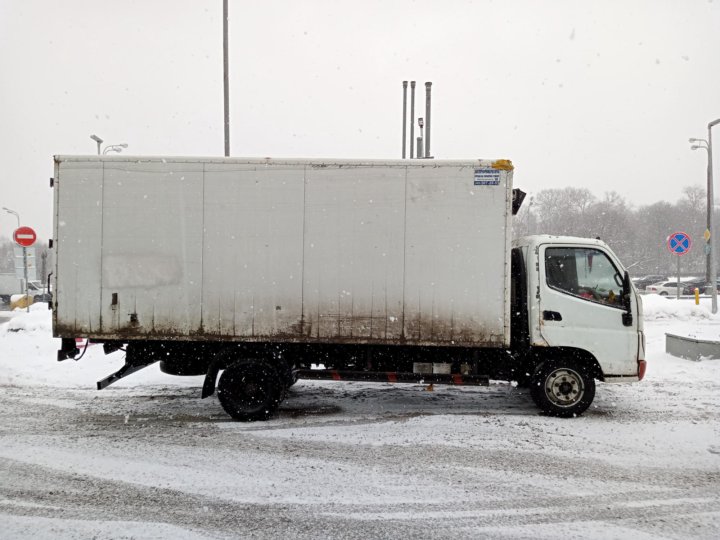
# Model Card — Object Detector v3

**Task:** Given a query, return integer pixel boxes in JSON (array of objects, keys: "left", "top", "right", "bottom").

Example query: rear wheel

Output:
[
  {"left": 530, "top": 360, "right": 595, "bottom": 417},
  {"left": 217, "top": 359, "right": 282, "bottom": 421}
]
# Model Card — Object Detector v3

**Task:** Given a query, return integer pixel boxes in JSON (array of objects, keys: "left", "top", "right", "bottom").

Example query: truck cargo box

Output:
[{"left": 53, "top": 156, "right": 513, "bottom": 348}]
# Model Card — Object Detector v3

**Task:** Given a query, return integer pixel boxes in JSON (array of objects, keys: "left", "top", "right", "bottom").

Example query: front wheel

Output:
[
  {"left": 530, "top": 361, "right": 595, "bottom": 417},
  {"left": 217, "top": 359, "right": 283, "bottom": 421}
]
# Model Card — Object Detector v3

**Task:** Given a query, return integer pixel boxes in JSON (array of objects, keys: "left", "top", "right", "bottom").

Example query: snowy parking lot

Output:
[{"left": 1, "top": 297, "right": 719, "bottom": 539}]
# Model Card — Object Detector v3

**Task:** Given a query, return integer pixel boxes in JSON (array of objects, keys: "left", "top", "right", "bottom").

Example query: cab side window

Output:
[{"left": 545, "top": 247, "right": 623, "bottom": 307}]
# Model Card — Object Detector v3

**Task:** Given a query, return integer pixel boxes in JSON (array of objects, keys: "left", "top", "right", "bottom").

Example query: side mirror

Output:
[{"left": 622, "top": 270, "right": 633, "bottom": 327}]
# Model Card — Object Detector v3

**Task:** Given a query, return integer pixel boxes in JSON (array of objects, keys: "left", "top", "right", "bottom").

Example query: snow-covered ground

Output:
[{"left": 1, "top": 298, "right": 719, "bottom": 539}]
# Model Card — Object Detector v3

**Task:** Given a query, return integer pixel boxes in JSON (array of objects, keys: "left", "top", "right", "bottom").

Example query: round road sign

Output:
[
  {"left": 667, "top": 231, "right": 691, "bottom": 256},
  {"left": 13, "top": 226, "right": 37, "bottom": 247}
]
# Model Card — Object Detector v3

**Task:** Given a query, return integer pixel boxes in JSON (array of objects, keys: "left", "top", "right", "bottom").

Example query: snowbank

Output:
[
  {"left": 640, "top": 294, "right": 719, "bottom": 322},
  {"left": 1, "top": 302, "right": 53, "bottom": 333},
  {"left": 0, "top": 306, "right": 202, "bottom": 389}
]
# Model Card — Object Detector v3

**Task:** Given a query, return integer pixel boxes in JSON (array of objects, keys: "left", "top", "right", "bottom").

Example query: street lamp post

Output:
[
  {"left": 2, "top": 206, "right": 20, "bottom": 228},
  {"left": 690, "top": 117, "right": 720, "bottom": 314},
  {"left": 90, "top": 134, "right": 104, "bottom": 155},
  {"left": 102, "top": 143, "right": 128, "bottom": 154},
  {"left": 223, "top": 0, "right": 230, "bottom": 157},
  {"left": 689, "top": 139, "right": 711, "bottom": 282}
]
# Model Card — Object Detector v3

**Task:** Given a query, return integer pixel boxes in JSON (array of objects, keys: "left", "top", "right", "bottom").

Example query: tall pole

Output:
[
  {"left": 223, "top": 0, "right": 230, "bottom": 157},
  {"left": 410, "top": 81, "right": 416, "bottom": 159},
  {"left": 402, "top": 81, "right": 408, "bottom": 158},
  {"left": 708, "top": 119, "right": 720, "bottom": 313},
  {"left": 424, "top": 82, "right": 432, "bottom": 158},
  {"left": 707, "top": 152, "right": 712, "bottom": 286}
]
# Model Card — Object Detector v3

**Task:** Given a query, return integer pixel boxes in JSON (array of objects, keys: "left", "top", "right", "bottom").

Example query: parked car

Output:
[
  {"left": 632, "top": 275, "right": 668, "bottom": 291},
  {"left": 27, "top": 281, "right": 52, "bottom": 303},
  {"left": 704, "top": 279, "right": 720, "bottom": 294},
  {"left": 646, "top": 281, "right": 681, "bottom": 296},
  {"left": 681, "top": 278, "right": 708, "bottom": 295},
  {"left": 646, "top": 279, "right": 708, "bottom": 296}
]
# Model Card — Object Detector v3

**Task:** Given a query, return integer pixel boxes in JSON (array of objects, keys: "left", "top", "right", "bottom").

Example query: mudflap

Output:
[{"left": 201, "top": 357, "right": 224, "bottom": 399}]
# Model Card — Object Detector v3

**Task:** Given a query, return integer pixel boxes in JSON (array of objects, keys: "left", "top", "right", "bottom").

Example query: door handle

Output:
[{"left": 543, "top": 310, "right": 562, "bottom": 321}]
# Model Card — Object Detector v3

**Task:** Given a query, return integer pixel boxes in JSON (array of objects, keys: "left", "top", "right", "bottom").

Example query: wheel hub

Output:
[
  {"left": 229, "top": 376, "right": 270, "bottom": 410},
  {"left": 545, "top": 368, "right": 584, "bottom": 407}
]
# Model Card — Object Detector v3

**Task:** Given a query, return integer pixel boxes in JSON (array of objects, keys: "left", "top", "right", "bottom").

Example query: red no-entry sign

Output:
[{"left": 13, "top": 226, "right": 37, "bottom": 247}]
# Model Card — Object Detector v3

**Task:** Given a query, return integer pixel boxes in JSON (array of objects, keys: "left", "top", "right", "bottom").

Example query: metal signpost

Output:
[
  {"left": 667, "top": 232, "right": 692, "bottom": 300},
  {"left": 13, "top": 245, "right": 36, "bottom": 279},
  {"left": 13, "top": 226, "right": 37, "bottom": 312}
]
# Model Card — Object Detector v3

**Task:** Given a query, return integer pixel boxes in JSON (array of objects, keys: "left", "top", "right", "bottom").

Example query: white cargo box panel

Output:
[{"left": 53, "top": 156, "right": 513, "bottom": 347}]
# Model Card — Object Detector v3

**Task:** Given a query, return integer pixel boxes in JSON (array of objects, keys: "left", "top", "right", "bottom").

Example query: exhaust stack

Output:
[
  {"left": 425, "top": 82, "right": 432, "bottom": 159},
  {"left": 410, "top": 81, "right": 416, "bottom": 158},
  {"left": 401, "top": 80, "right": 432, "bottom": 159},
  {"left": 402, "top": 81, "right": 408, "bottom": 159}
]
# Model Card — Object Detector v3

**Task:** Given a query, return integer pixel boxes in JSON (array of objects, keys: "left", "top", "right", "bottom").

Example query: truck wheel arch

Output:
[{"left": 528, "top": 346, "right": 604, "bottom": 382}]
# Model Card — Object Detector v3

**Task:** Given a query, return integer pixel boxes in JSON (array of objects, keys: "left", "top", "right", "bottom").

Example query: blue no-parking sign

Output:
[{"left": 667, "top": 232, "right": 692, "bottom": 256}]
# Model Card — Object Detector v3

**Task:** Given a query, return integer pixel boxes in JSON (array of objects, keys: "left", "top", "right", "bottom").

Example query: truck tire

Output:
[
  {"left": 217, "top": 359, "right": 282, "bottom": 421},
  {"left": 529, "top": 360, "right": 595, "bottom": 418}
]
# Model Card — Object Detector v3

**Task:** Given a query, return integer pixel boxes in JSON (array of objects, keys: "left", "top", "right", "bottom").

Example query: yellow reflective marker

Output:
[{"left": 491, "top": 159, "right": 514, "bottom": 171}]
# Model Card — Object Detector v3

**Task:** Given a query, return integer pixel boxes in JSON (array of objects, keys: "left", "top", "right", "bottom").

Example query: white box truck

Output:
[{"left": 52, "top": 156, "right": 645, "bottom": 420}]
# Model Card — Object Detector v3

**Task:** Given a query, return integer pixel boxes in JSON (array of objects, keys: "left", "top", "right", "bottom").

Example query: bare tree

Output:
[
  {"left": 516, "top": 185, "right": 709, "bottom": 277},
  {"left": 681, "top": 185, "right": 705, "bottom": 213}
]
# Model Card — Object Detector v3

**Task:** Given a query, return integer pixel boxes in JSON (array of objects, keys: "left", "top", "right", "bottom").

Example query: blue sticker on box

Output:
[{"left": 474, "top": 168, "right": 500, "bottom": 186}]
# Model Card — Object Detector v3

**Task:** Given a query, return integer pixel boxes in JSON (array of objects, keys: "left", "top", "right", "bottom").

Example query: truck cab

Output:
[{"left": 511, "top": 235, "right": 646, "bottom": 415}]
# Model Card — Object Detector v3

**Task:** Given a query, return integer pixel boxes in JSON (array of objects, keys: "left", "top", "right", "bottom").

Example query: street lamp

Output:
[
  {"left": 223, "top": 0, "right": 230, "bottom": 157},
  {"left": 90, "top": 134, "right": 104, "bottom": 155},
  {"left": 102, "top": 143, "right": 128, "bottom": 154},
  {"left": 2, "top": 206, "right": 20, "bottom": 228},
  {"left": 690, "top": 137, "right": 710, "bottom": 286},
  {"left": 690, "top": 116, "right": 720, "bottom": 314}
]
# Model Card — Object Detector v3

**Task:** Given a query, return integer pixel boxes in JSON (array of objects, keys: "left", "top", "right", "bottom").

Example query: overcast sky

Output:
[{"left": 1, "top": 0, "right": 719, "bottom": 240}]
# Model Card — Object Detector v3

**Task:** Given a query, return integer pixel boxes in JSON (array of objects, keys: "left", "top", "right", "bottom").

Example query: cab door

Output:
[{"left": 538, "top": 244, "right": 637, "bottom": 376}]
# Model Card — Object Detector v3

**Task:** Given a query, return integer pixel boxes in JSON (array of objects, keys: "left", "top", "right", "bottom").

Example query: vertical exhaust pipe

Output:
[
  {"left": 417, "top": 117, "right": 424, "bottom": 158},
  {"left": 402, "top": 81, "right": 408, "bottom": 159},
  {"left": 425, "top": 82, "right": 432, "bottom": 159},
  {"left": 410, "top": 81, "right": 416, "bottom": 158}
]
